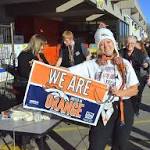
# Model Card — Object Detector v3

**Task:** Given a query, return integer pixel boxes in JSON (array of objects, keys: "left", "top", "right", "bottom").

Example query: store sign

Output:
[
  {"left": 96, "top": 0, "right": 105, "bottom": 10},
  {"left": 23, "top": 61, "right": 108, "bottom": 126}
]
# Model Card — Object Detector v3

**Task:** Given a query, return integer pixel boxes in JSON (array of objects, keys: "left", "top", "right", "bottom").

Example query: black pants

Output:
[
  {"left": 132, "top": 75, "right": 147, "bottom": 115},
  {"left": 88, "top": 100, "right": 134, "bottom": 150}
]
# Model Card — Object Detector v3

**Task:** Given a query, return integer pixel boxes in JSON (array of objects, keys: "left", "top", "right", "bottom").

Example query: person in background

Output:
[
  {"left": 56, "top": 30, "right": 89, "bottom": 67},
  {"left": 98, "top": 21, "right": 109, "bottom": 28},
  {"left": 18, "top": 34, "right": 48, "bottom": 79},
  {"left": 119, "top": 36, "right": 149, "bottom": 116},
  {"left": 69, "top": 28, "right": 139, "bottom": 150},
  {"left": 16, "top": 34, "right": 48, "bottom": 102},
  {"left": 145, "top": 40, "right": 150, "bottom": 57},
  {"left": 9, "top": 34, "right": 49, "bottom": 148},
  {"left": 136, "top": 40, "right": 150, "bottom": 64},
  {"left": 135, "top": 40, "right": 150, "bottom": 100}
]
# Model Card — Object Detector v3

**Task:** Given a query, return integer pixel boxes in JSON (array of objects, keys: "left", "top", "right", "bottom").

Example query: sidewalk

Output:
[{"left": 130, "top": 86, "right": 150, "bottom": 150}]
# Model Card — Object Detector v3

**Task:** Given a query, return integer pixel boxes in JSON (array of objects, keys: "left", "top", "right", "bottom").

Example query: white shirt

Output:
[
  {"left": 69, "top": 59, "right": 138, "bottom": 100},
  {"left": 69, "top": 58, "right": 139, "bottom": 125}
]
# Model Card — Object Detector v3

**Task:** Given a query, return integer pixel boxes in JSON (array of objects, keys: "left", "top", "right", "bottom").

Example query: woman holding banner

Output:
[{"left": 69, "top": 28, "right": 139, "bottom": 150}]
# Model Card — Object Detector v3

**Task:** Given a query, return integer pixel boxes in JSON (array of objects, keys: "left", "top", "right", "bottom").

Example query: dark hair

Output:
[{"left": 136, "top": 40, "right": 148, "bottom": 55}]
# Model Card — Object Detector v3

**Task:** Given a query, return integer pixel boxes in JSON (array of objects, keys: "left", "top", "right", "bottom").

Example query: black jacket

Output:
[
  {"left": 60, "top": 40, "right": 86, "bottom": 67},
  {"left": 18, "top": 50, "right": 48, "bottom": 80},
  {"left": 119, "top": 47, "right": 147, "bottom": 79}
]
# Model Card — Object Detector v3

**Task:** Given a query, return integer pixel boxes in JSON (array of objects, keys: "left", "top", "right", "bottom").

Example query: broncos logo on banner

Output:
[{"left": 45, "top": 88, "right": 69, "bottom": 102}]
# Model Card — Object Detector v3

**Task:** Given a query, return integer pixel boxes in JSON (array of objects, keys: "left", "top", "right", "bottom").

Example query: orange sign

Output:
[{"left": 30, "top": 61, "right": 108, "bottom": 102}]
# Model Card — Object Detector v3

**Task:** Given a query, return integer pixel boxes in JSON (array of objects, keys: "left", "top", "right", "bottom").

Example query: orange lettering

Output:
[
  {"left": 45, "top": 94, "right": 53, "bottom": 109},
  {"left": 45, "top": 94, "right": 59, "bottom": 110},
  {"left": 63, "top": 101, "right": 73, "bottom": 114},
  {"left": 52, "top": 97, "right": 60, "bottom": 111},
  {"left": 75, "top": 103, "right": 85, "bottom": 118},
  {"left": 69, "top": 103, "right": 77, "bottom": 117},
  {"left": 57, "top": 98, "right": 65, "bottom": 112},
  {"left": 69, "top": 102, "right": 84, "bottom": 118},
  {"left": 45, "top": 94, "right": 84, "bottom": 118}
]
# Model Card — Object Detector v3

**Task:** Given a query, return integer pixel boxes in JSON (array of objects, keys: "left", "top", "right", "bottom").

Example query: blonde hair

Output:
[
  {"left": 62, "top": 30, "right": 74, "bottom": 39},
  {"left": 24, "top": 34, "right": 47, "bottom": 53}
]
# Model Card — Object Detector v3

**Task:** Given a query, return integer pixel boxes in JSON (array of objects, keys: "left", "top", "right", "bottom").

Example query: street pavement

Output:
[{"left": 129, "top": 86, "right": 150, "bottom": 150}]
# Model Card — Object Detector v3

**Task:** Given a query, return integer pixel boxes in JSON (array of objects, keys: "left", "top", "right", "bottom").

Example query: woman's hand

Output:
[
  {"left": 29, "top": 59, "right": 34, "bottom": 66},
  {"left": 110, "top": 85, "right": 138, "bottom": 97},
  {"left": 110, "top": 87, "right": 122, "bottom": 97},
  {"left": 143, "top": 62, "right": 149, "bottom": 69}
]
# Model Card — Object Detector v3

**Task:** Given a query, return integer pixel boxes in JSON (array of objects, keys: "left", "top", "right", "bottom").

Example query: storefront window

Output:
[{"left": 118, "top": 21, "right": 129, "bottom": 48}]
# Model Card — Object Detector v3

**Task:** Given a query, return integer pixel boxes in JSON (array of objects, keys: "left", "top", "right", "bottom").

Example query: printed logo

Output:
[
  {"left": 29, "top": 100, "right": 39, "bottom": 105},
  {"left": 85, "top": 111, "right": 94, "bottom": 120}
]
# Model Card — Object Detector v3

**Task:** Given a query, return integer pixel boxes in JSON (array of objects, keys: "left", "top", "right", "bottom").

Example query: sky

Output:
[{"left": 138, "top": 0, "right": 150, "bottom": 24}]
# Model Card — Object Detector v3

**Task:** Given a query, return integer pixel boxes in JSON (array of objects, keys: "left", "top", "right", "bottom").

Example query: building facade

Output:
[{"left": 0, "top": 0, "right": 147, "bottom": 47}]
